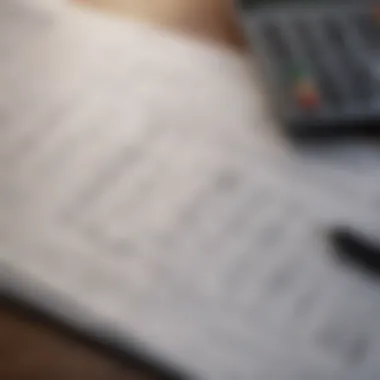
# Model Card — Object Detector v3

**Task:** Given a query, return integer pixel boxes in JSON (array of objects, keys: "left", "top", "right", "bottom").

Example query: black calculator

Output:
[{"left": 238, "top": 1, "right": 380, "bottom": 138}]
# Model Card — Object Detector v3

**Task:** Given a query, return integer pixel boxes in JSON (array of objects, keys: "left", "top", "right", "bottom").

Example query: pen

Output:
[{"left": 330, "top": 228, "right": 380, "bottom": 276}]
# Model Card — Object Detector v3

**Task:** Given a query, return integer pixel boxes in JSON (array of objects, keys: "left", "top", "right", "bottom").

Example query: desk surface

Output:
[
  {"left": 0, "top": 1, "right": 243, "bottom": 379},
  {"left": 83, "top": 0, "right": 245, "bottom": 48}
]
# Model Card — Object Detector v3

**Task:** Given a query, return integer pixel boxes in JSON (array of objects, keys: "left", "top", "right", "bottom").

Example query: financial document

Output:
[{"left": 1, "top": 1, "right": 380, "bottom": 380}]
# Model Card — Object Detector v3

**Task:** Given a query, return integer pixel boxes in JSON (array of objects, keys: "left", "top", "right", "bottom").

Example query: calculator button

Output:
[
  {"left": 326, "top": 21, "right": 346, "bottom": 47},
  {"left": 356, "top": 13, "right": 380, "bottom": 50},
  {"left": 319, "top": 80, "right": 342, "bottom": 106},
  {"left": 262, "top": 23, "right": 291, "bottom": 61},
  {"left": 325, "top": 20, "right": 373, "bottom": 101},
  {"left": 351, "top": 67, "right": 373, "bottom": 101},
  {"left": 291, "top": 67, "right": 311, "bottom": 81},
  {"left": 295, "top": 81, "right": 321, "bottom": 109},
  {"left": 295, "top": 21, "right": 342, "bottom": 107}
]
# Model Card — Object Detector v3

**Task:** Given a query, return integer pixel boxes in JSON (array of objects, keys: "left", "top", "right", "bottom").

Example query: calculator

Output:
[{"left": 238, "top": 1, "right": 380, "bottom": 138}]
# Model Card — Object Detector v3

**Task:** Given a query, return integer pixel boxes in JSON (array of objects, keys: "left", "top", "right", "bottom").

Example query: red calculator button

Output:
[{"left": 295, "top": 81, "right": 321, "bottom": 109}]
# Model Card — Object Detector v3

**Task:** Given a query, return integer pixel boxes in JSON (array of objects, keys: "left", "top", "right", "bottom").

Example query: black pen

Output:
[{"left": 330, "top": 228, "right": 380, "bottom": 276}]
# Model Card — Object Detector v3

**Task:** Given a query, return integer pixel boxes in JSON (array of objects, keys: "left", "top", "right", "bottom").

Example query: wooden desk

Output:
[
  {"left": 0, "top": 1, "right": 244, "bottom": 379},
  {"left": 0, "top": 302, "right": 164, "bottom": 380},
  {"left": 81, "top": 0, "right": 245, "bottom": 49}
]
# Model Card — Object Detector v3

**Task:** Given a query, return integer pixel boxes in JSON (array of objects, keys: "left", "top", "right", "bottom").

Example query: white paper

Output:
[{"left": 1, "top": 2, "right": 380, "bottom": 380}]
